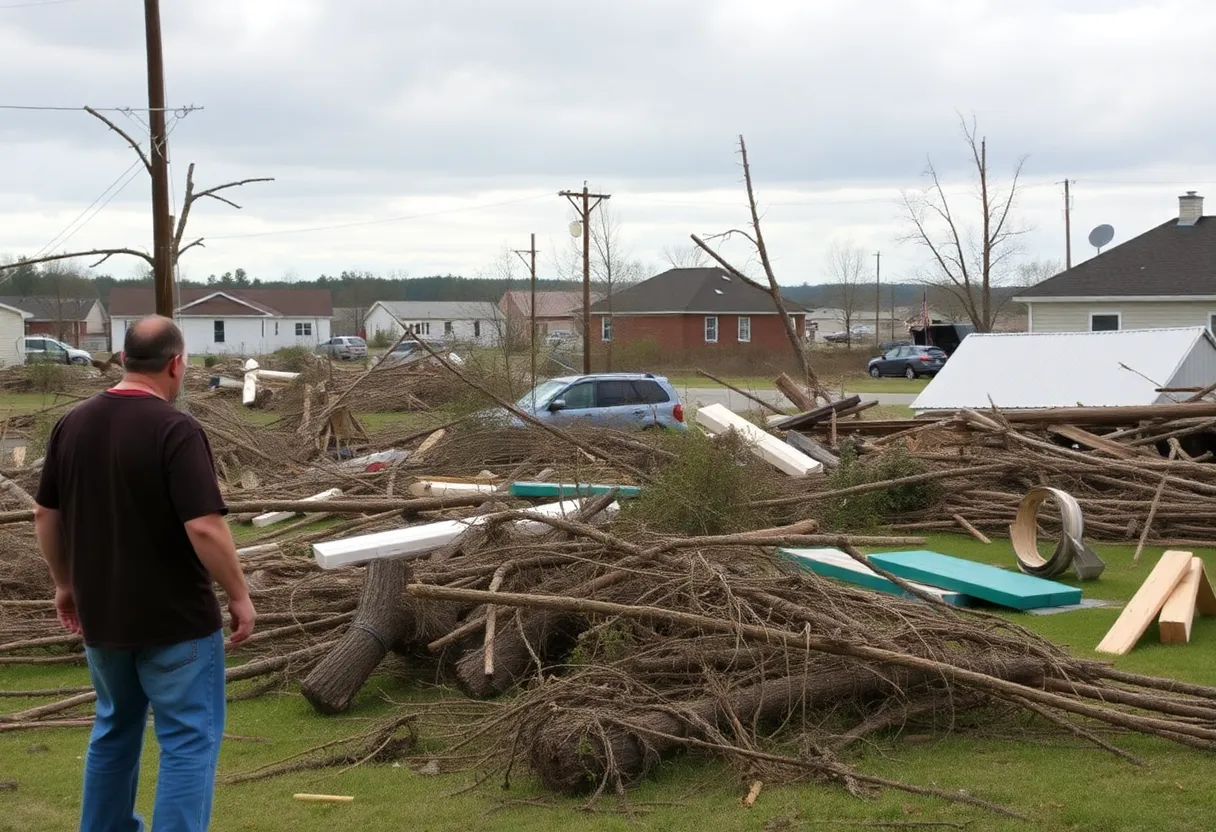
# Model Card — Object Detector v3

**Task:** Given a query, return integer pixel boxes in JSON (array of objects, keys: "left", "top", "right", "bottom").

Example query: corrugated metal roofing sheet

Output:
[{"left": 910, "top": 327, "right": 1216, "bottom": 411}]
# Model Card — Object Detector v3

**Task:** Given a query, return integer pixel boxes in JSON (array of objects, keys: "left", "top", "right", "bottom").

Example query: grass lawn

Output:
[
  {"left": 0, "top": 391, "right": 84, "bottom": 417},
  {"left": 5, "top": 535, "right": 1216, "bottom": 830},
  {"left": 843, "top": 375, "right": 930, "bottom": 394}
]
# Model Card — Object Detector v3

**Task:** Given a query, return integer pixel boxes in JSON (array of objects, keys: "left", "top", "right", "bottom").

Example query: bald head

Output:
[{"left": 123, "top": 315, "right": 185, "bottom": 375}]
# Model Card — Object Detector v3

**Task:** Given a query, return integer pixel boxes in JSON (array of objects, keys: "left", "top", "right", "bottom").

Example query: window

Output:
[
  {"left": 444, "top": 321, "right": 454, "bottom": 337},
  {"left": 274, "top": 322, "right": 279, "bottom": 336},
  {"left": 601, "top": 316, "right": 613, "bottom": 342},
  {"left": 704, "top": 316, "right": 718, "bottom": 343},
  {"left": 473, "top": 320, "right": 481, "bottom": 338},
  {"left": 596, "top": 380, "right": 635, "bottom": 407},
  {"left": 407, "top": 322, "right": 431, "bottom": 336},
  {"left": 633, "top": 380, "right": 669, "bottom": 404},
  {"left": 1209, "top": 313, "right": 1216, "bottom": 336},
  {"left": 561, "top": 382, "right": 594, "bottom": 409},
  {"left": 884, "top": 347, "right": 902, "bottom": 360},
  {"left": 737, "top": 316, "right": 751, "bottom": 343},
  {"left": 1090, "top": 312, "right": 1120, "bottom": 332},
  {"left": 295, "top": 322, "right": 312, "bottom": 337},
  {"left": 214, "top": 320, "right": 225, "bottom": 344}
]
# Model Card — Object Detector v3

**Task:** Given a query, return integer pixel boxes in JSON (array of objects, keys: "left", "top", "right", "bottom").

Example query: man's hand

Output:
[
  {"left": 227, "top": 595, "right": 256, "bottom": 646},
  {"left": 54, "top": 585, "right": 81, "bottom": 635}
]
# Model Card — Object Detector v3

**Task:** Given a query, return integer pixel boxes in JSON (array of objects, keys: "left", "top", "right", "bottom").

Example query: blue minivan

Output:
[{"left": 502, "top": 373, "right": 686, "bottom": 431}]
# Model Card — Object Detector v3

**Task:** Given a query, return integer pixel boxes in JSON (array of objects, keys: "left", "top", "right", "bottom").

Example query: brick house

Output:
[
  {"left": 589, "top": 267, "right": 807, "bottom": 357},
  {"left": 498, "top": 290, "right": 601, "bottom": 338}
]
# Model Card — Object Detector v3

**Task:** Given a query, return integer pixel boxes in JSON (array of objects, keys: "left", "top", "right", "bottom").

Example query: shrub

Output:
[
  {"left": 28, "top": 362, "right": 70, "bottom": 394},
  {"left": 203, "top": 355, "right": 220, "bottom": 368},
  {"left": 818, "top": 442, "right": 939, "bottom": 531},
  {"left": 368, "top": 329, "right": 394, "bottom": 349},
  {"left": 272, "top": 345, "right": 312, "bottom": 373}
]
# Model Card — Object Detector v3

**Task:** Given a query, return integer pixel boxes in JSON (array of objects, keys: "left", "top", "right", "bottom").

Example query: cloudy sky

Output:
[{"left": 1, "top": 0, "right": 1213, "bottom": 287}]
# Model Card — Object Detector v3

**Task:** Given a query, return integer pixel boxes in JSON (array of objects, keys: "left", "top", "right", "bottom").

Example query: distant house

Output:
[
  {"left": 0, "top": 296, "right": 108, "bottom": 350},
  {"left": 1017, "top": 191, "right": 1216, "bottom": 334},
  {"left": 498, "top": 290, "right": 595, "bottom": 337},
  {"left": 108, "top": 287, "right": 333, "bottom": 355},
  {"left": 363, "top": 301, "right": 503, "bottom": 345},
  {"left": 0, "top": 302, "right": 32, "bottom": 367},
  {"left": 588, "top": 267, "right": 808, "bottom": 353}
]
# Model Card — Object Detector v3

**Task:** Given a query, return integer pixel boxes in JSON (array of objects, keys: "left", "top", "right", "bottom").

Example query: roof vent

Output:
[
  {"left": 1179, "top": 191, "right": 1203, "bottom": 227},
  {"left": 713, "top": 288, "right": 724, "bottom": 295},
  {"left": 720, "top": 274, "right": 731, "bottom": 282}
]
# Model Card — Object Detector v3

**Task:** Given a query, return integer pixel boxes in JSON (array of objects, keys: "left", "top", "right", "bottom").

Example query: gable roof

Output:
[
  {"left": 588, "top": 267, "right": 810, "bottom": 315},
  {"left": 0, "top": 296, "right": 100, "bottom": 322},
  {"left": 500, "top": 290, "right": 590, "bottom": 318},
  {"left": 370, "top": 300, "right": 502, "bottom": 321},
  {"left": 1017, "top": 216, "right": 1216, "bottom": 300},
  {"left": 911, "top": 327, "right": 1216, "bottom": 410},
  {"left": 108, "top": 286, "right": 333, "bottom": 318}
]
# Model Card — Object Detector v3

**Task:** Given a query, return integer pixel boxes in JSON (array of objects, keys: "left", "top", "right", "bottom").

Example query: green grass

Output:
[
  {"left": 6, "top": 535, "right": 1216, "bottom": 830},
  {"left": 844, "top": 375, "right": 930, "bottom": 393},
  {"left": 0, "top": 391, "right": 82, "bottom": 417}
]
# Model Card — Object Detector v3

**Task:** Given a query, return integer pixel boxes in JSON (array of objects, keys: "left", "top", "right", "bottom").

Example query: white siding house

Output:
[
  {"left": 108, "top": 287, "right": 333, "bottom": 356},
  {"left": 0, "top": 303, "right": 31, "bottom": 367},
  {"left": 364, "top": 301, "right": 503, "bottom": 346}
]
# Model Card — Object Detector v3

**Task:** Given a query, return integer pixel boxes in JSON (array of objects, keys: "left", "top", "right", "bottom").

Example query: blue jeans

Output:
[{"left": 81, "top": 630, "right": 225, "bottom": 832}]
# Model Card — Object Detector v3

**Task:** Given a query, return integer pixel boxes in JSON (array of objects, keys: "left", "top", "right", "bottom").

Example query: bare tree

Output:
[
  {"left": 823, "top": 240, "right": 868, "bottom": 347},
  {"left": 900, "top": 115, "right": 1027, "bottom": 332},
  {"left": 661, "top": 243, "right": 710, "bottom": 269},
  {"left": 1016, "top": 258, "right": 1063, "bottom": 289},
  {"left": 0, "top": 107, "right": 272, "bottom": 278},
  {"left": 43, "top": 262, "right": 90, "bottom": 345},
  {"left": 691, "top": 135, "right": 824, "bottom": 400}
]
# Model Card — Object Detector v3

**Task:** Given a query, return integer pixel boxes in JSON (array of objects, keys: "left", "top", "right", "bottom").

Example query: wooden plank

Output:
[
  {"left": 1095, "top": 550, "right": 1193, "bottom": 655},
  {"left": 508, "top": 481, "right": 642, "bottom": 499},
  {"left": 411, "top": 428, "right": 446, "bottom": 461},
  {"left": 1159, "top": 557, "right": 1204, "bottom": 644},
  {"left": 406, "top": 481, "right": 497, "bottom": 498},
  {"left": 869, "top": 550, "right": 1082, "bottom": 610},
  {"left": 252, "top": 488, "right": 342, "bottom": 527},
  {"left": 774, "top": 373, "right": 816, "bottom": 411},
  {"left": 241, "top": 370, "right": 258, "bottom": 406},
  {"left": 312, "top": 498, "right": 620, "bottom": 570},
  {"left": 952, "top": 513, "right": 991, "bottom": 545},
  {"left": 694, "top": 404, "right": 822, "bottom": 478},
  {"left": 784, "top": 432, "right": 840, "bottom": 469},
  {"left": 773, "top": 396, "right": 862, "bottom": 431},
  {"left": 780, "top": 548, "right": 971, "bottom": 606},
  {"left": 1048, "top": 424, "right": 1139, "bottom": 459},
  {"left": 1195, "top": 559, "right": 1216, "bottom": 616}
]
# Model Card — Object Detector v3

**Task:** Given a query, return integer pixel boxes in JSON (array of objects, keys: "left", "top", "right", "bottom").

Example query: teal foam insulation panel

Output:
[{"left": 868, "top": 550, "right": 1082, "bottom": 610}]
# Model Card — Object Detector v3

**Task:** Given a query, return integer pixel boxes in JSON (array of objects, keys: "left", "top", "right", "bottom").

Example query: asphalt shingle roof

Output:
[
  {"left": 588, "top": 267, "right": 809, "bottom": 315},
  {"left": 0, "top": 296, "right": 100, "bottom": 321},
  {"left": 1019, "top": 216, "right": 1216, "bottom": 298}
]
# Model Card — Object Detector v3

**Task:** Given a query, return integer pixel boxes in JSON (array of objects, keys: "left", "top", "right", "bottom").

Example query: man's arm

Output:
[
  {"left": 185, "top": 513, "right": 255, "bottom": 643},
  {"left": 33, "top": 502, "right": 80, "bottom": 634}
]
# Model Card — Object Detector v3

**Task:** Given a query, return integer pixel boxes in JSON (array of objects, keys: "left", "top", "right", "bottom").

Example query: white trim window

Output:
[
  {"left": 1208, "top": 312, "right": 1216, "bottom": 336},
  {"left": 1089, "top": 311, "right": 1121, "bottom": 332},
  {"left": 704, "top": 315, "right": 718, "bottom": 343},
  {"left": 737, "top": 316, "right": 751, "bottom": 342},
  {"left": 295, "top": 322, "right": 313, "bottom": 337},
  {"left": 601, "top": 316, "right": 612, "bottom": 342}
]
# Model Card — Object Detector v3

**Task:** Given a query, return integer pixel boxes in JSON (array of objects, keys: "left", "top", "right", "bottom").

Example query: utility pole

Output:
[
  {"left": 144, "top": 0, "right": 174, "bottom": 318},
  {"left": 889, "top": 287, "right": 896, "bottom": 339},
  {"left": 1062, "top": 179, "right": 1073, "bottom": 269},
  {"left": 559, "top": 184, "right": 610, "bottom": 373},
  {"left": 874, "top": 251, "right": 881, "bottom": 348},
  {"left": 512, "top": 234, "right": 539, "bottom": 404}
]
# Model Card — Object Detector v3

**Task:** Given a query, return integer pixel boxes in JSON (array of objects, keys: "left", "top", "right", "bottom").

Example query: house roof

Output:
[
  {"left": 910, "top": 327, "right": 1216, "bottom": 411},
  {"left": 500, "top": 290, "right": 590, "bottom": 318},
  {"left": 588, "top": 267, "right": 810, "bottom": 315},
  {"left": 1017, "top": 216, "right": 1216, "bottom": 300},
  {"left": 370, "top": 301, "right": 503, "bottom": 321},
  {"left": 0, "top": 296, "right": 100, "bottom": 322},
  {"left": 108, "top": 286, "right": 333, "bottom": 318}
]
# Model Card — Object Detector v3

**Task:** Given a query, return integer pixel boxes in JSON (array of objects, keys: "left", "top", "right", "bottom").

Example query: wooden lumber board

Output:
[
  {"left": 785, "top": 432, "right": 840, "bottom": 469},
  {"left": 1197, "top": 559, "right": 1216, "bottom": 615},
  {"left": 312, "top": 498, "right": 620, "bottom": 570},
  {"left": 774, "top": 396, "right": 862, "bottom": 431},
  {"left": 774, "top": 373, "right": 817, "bottom": 411},
  {"left": 1048, "top": 424, "right": 1141, "bottom": 459},
  {"left": 406, "top": 481, "right": 497, "bottom": 498},
  {"left": 1159, "top": 557, "right": 1204, "bottom": 644},
  {"left": 242, "top": 371, "right": 258, "bottom": 406},
  {"left": 780, "top": 548, "right": 972, "bottom": 607},
  {"left": 508, "top": 481, "right": 642, "bottom": 499},
  {"left": 411, "top": 428, "right": 446, "bottom": 460},
  {"left": 1095, "top": 550, "right": 1193, "bottom": 655},
  {"left": 252, "top": 488, "right": 342, "bottom": 527},
  {"left": 695, "top": 404, "right": 822, "bottom": 477},
  {"left": 869, "top": 550, "right": 1082, "bottom": 610}
]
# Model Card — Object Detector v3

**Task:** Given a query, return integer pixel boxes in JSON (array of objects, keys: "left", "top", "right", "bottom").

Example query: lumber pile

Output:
[{"left": 1096, "top": 550, "right": 1216, "bottom": 653}]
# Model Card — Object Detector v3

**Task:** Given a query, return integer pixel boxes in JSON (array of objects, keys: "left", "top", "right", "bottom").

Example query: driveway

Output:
[{"left": 675, "top": 385, "right": 918, "bottom": 411}]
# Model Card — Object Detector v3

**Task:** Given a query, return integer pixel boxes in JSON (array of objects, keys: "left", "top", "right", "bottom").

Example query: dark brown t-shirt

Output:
[{"left": 35, "top": 390, "right": 228, "bottom": 649}]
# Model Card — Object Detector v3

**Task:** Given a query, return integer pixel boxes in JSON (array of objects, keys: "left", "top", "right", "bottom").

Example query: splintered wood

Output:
[
  {"left": 1158, "top": 556, "right": 1216, "bottom": 644},
  {"left": 1096, "top": 551, "right": 1193, "bottom": 654}
]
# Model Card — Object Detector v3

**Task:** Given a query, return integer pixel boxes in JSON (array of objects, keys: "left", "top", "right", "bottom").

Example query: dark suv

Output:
[{"left": 867, "top": 345, "right": 948, "bottom": 379}]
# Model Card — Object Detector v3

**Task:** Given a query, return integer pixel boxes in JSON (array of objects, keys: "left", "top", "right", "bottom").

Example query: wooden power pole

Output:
[
  {"left": 559, "top": 184, "right": 610, "bottom": 373},
  {"left": 144, "top": 0, "right": 174, "bottom": 318},
  {"left": 874, "top": 251, "right": 881, "bottom": 348},
  {"left": 1063, "top": 179, "right": 1073, "bottom": 270},
  {"left": 512, "top": 234, "right": 539, "bottom": 401}
]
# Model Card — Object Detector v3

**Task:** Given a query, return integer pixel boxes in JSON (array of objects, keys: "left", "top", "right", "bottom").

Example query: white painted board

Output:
[
  {"left": 407, "top": 481, "right": 498, "bottom": 498},
  {"left": 313, "top": 498, "right": 620, "bottom": 570},
  {"left": 252, "top": 488, "right": 343, "bottom": 527},
  {"left": 242, "top": 371, "right": 258, "bottom": 406},
  {"left": 695, "top": 403, "right": 821, "bottom": 477}
]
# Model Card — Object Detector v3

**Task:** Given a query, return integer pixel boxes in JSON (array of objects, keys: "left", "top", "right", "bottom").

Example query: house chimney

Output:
[{"left": 1178, "top": 191, "right": 1204, "bottom": 227}]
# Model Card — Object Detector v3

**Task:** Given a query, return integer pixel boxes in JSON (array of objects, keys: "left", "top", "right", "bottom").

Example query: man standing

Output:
[{"left": 33, "top": 315, "right": 256, "bottom": 831}]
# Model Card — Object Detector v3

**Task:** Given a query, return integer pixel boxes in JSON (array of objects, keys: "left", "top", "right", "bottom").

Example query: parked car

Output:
[
  {"left": 373, "top": 338, "right": 449, "bottom": 367},
  {"left": 545, "top": 330, "right": 574, "bottom": 346},
  {"left": 877, "top": 339, "right": 913, "bottom": 353},
  {"left": 25, "top": 336, "right": 91, "bottom": 365},
  {"left": 867, "top": 345, "right": 948, "bottom": 379},
  {"left": 493, "top": 373, "right": 686, "bottom": 431},
  {"left": 823, "top": 325, "right": 875, "bottom": 344},
  {"left": 316, "top": 336, "right": 368, "bottom": 360}
]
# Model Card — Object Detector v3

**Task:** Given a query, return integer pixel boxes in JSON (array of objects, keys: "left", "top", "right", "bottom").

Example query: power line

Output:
[
  {"left": 0, "top": 0, "right": 79, "bottom": 8},
  {"left": 208, "top": 192, "right": 553, "bottom": 240},
  {"left": 0, "top": 104, "right": 201, "bottom": 114},
  {"left": 30, "top": 159, "right": 143, "bottom": 260}
]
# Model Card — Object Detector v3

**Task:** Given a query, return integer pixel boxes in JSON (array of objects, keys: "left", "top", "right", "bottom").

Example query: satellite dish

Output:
[
  {"left": 568, "top": 220, "right": 582, "bottom": 239},
  {"left": 1088, "top": 224, "right": 1115, "bottom": 252}
]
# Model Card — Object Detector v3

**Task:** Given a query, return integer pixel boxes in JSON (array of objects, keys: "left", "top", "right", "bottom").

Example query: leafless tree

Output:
[
  {"left": 43, "top": 263, "right": 90, "bottom": 345},
  {"left": 900, "top": 114, "right": 1027, "bottom": 332},
  {"left": 0, "top": 107, "right": 272, "bottom": 277},
  {"left": 1016, "top": 258, "right": 1063, "bottom": 288},
  {"left": 661, "top": 243, "right": 710, "bottom": 269},
  {"left": 478, "top": 247, "right": 528, "bottom": 382},
  {"left": 823, "top": 240, "right": 868, "bottom": 347},
  {"left": 690, "top": 135, "right": 824, "bottom": 400}
]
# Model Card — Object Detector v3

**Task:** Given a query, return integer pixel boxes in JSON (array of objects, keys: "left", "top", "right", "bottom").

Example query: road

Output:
[{"left": 674, "top": 386, "right": 918, "bottom": 411}]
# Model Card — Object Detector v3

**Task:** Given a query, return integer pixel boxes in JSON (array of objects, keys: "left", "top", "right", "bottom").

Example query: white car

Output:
[{"left": 25, "top": 336, "right": 92, "bottom": 365}]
